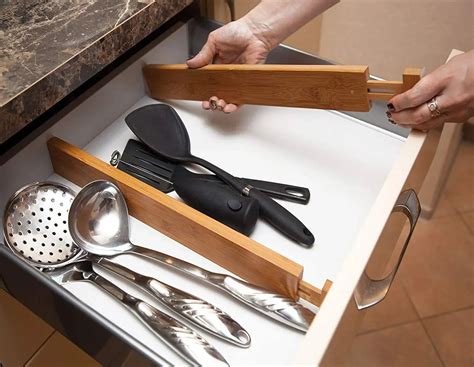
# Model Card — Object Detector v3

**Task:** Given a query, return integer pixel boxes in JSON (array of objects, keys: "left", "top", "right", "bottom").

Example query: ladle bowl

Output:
[{"left": 69, "top": 180, "right": 132, "bottom": 256}]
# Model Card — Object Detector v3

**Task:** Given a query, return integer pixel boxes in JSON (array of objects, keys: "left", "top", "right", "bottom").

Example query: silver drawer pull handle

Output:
[{"left": 355, "top": 189, "right": 420, "bottom": 310}]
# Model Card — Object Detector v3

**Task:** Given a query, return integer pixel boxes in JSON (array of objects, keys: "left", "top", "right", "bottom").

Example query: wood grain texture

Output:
[
  {"left": 46, "top": 137, "right": 332, "bottom": 302},
  {"left": 144, "top": 64, "right": 372, "bottom": 111},
  {"left": 366, "top": 69, "right": 423, "bottom": 101},
  {"left": 299, "top": 279, "right": 333, "bottom": 306},
  {"left": 402, "top": 67, "right": 424, "bottom": 91},
  {"left": 366, "top": 80, "right": 404, "bottom": 93}
]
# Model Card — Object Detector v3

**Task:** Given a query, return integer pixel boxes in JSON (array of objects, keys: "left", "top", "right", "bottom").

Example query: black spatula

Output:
[
  {"left": 112, "top": 139, "right": 311, "bottom": 203},
  {"left": 125, "top": 104, "right": 315, "bottom": 248}
]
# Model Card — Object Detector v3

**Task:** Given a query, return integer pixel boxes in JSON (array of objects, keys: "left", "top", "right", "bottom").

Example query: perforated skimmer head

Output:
[{"left": 3, "top": 182, "right": 84, "bottom": 269}]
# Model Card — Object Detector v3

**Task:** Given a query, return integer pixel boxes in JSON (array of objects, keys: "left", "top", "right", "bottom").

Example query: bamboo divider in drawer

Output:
[
  {"left": 143, "top": 64, "right": 423, "bottom": 112},
  {"left": 47, "top": 137, "right": 332, "bottom": 306}
]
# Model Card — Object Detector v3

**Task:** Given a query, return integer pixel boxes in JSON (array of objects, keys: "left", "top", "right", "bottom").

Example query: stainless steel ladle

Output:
[{"left": 69, "top": 180, "right": 315, "bottom": 332}]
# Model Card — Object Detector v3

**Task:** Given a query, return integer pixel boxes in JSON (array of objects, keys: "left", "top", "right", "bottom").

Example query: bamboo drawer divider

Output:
[
  {"left": 143, "top": 64, "right": 423, "bottom": 112},
  {"left": 47, "top": 137, "right": 332, "bottom": 305}
]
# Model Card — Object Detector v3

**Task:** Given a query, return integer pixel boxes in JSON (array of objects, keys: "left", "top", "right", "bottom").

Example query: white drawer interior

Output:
[{"left": 2, "top": 24, "right": 407, "bottom": 365}]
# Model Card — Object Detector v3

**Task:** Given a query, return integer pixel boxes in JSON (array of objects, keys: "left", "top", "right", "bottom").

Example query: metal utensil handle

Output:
[
  {"left": 131, "top": 245, "right": 314, "bottom": 331},
  {"left": 239, "top": 178, "right": 310, "bottom": 204},
  {"left": 97, "top": 259, "right": 250, "bottom": 346},
  {"left": 217, "top": 275, "right": 315, "bottom": 332},
  {"left": 355, "top": 189, "right": 420, "bottom": 310},
  {"left": 91, "top": 272, "right": 228, "bottom": 366},
  {"left": 131, "top": 245, "right": 217, "bottom": 282},
  {"left": 131, "top": 302, "right": 228, "bottom": 367}
]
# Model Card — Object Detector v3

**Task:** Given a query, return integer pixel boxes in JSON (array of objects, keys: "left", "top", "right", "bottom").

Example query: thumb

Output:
[{"left": 186, "top": 41, "right": 216, "bottom": 68}]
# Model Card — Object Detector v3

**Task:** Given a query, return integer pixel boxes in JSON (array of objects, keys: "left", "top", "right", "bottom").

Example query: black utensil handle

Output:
[
  {"left": 173, "top": 166, "right": 260, "bottom": 235},
  {"left": 247, "top": 188, "right": 315, "bottom": 247},
  {"left": 119, "top": 139, "right": 310, "bottom": 203},
  {"left": 195, "top": 175, "right": 310, "bottom": 204},
  {"left": 193, "top": 156, "right": 314, "bottom": 247},
  {"left": 240, "top": 178, "right": 310, "bottom": 204},
  {"left": 117, "top": 162, "right": 174, "bottom": 193}
]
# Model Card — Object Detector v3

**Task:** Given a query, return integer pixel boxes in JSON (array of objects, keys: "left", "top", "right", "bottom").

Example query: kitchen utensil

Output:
[
  {"left": 173, "top": 166, "right": 260, "bottom": 235},
  {"left": 143, "top": 64, "right": 422, "bottom": 112},
  {"left": 2, "top": 182, "right": 235, "bottom": 365},
  {"left": 111, "top": 140, "right": 261, "bottom": 235},
  {"left": 49, "top": 261, "right": 228, "bottom": 366},
  {"left": 111, "top": 139, "right": 311, "bottom": 204},
  {"left": 125, "top": 104, "right": 314, "bottom": 247},
  {"left": 3, "top": 182, "right": 84, "bottom": 268},
  {"left": 98, "top": 257, "right": 251, "bottom": 347},
  {"left": 69, "top": 180, "right": 316, "bottom": 332}
]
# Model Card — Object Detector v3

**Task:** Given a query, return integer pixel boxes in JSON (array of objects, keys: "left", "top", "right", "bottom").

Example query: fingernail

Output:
[
  {"left": 186, "top": 54, "right": 195, "bottom": 61},
  {"left": 387, "top": 103, "right": 395, "bottom": 112},
  {"left": 386, "top": 111, "right": 392, "bottom": 118},
  {"left": 388, "top": 118, "right": 396, "bottom": 125}
]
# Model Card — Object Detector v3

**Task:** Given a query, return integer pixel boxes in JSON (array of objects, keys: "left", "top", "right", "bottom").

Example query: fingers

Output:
[
  {"left": 202, "top": 96, "right": 240, "bottom": 114},
  {"left": 186, "top": 40, "right": 216, "bottom": 69},
  {"left": 216, "top": 99, "right": 226, "bottom": 111},
  {"left": 202, "top": 100, "right": 211, "bottom": 110},
  {"left": 223, "top": 104, "right": 239, "bottom": 113},
  {"left": 397, "top": 114, "right": 446, "bottom": 131},
  {"left": 388, "top": 95, "right": 446, "bottom": 125},
  {"left": 395, "top": 108, "right": 466, "bottom": 131},
  {"left": 202, "top": 96, "right": 218, "bottom": 110},
  {"left": 387, "top": 73, "right": 444, "bottom": 112}
]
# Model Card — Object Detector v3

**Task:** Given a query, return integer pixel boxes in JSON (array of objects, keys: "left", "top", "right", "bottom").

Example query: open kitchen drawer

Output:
[{"left": 1, "top": 19, "right": 438, "bottom": 366}]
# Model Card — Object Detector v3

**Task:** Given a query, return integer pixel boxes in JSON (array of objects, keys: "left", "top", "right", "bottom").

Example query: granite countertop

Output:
[{"left": 0, "top": 0, "right": 193, "bottom": 145}]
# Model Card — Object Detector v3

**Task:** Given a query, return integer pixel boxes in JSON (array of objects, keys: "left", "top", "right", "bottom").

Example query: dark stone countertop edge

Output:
[{"left": 0, "top": 0, "right": 193, "bottom": 145}]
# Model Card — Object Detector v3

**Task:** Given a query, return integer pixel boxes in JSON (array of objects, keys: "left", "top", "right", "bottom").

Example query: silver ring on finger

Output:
[
  {"left": 209, "top": 99, "right": 218, "bottom": 110},
  {"left": 426, "top": 97, "right": 442, "bottom": 118}
]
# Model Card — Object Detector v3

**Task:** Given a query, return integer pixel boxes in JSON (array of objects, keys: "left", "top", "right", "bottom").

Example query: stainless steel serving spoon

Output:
[{"left": 69, "top": 180, "right": 315, "bottom": 332}]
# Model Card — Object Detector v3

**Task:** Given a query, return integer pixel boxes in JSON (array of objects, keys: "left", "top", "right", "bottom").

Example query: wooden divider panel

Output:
[
  {"left": 144, "top": 64, "right": 371, "bottom": 111},
  {"left": 47, "top": 137, "right": 323, "bottom": 301}
]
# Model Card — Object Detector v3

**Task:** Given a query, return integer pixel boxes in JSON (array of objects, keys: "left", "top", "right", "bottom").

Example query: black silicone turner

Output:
[
  {"left": 111, "top": 139, "right": 311, "bottom": 204},
  {"left": 125, "top": 104, "right": 315, "bottom": 247}
]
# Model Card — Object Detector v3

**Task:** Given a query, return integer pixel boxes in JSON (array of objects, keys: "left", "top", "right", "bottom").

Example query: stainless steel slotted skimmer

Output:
[
  {"left": 3, "top": 182, "right": 83, "bottom": 268},
  {"left": 3, "top": 182, "right": 233, "bottom": 366}
]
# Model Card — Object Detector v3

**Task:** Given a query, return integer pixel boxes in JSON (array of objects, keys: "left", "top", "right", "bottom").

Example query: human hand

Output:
[
  {"left": 186, "top": 18, "right": 272, "bottom": 113},
  {"left": 387, "top": 50, "right": 474, "bottom": 130}
]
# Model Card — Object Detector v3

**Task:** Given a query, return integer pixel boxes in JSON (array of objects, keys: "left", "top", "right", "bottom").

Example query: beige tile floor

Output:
[{"left": 1, "top": 141, "right": 473, "bottom": 367}]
